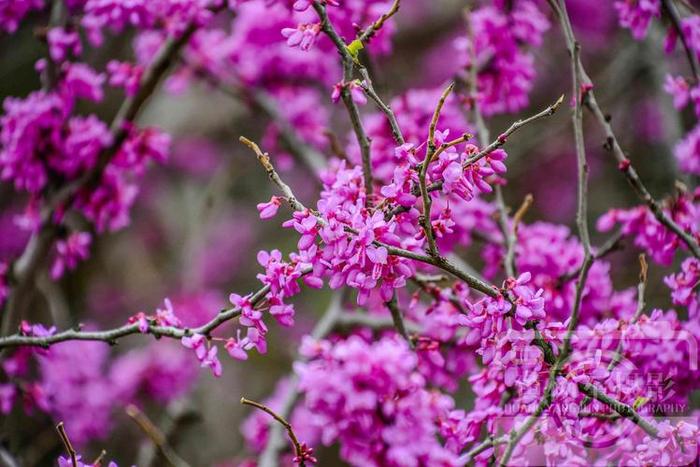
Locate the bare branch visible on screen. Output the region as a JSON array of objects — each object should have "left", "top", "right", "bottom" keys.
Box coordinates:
[
  {"left": 502, "top": 194, "right": 534, "bottom": 277},
  {"left": 358, "top": 0, "right": 400, "bottom": 44},
  {"left": 0, "top": 269, "right": 313, "bottom": 349},
  {"left": 312, "top": 1, "right": 373, "bottom": 198},
  {"left": 126, "top": 405, "right": 191, "bottom": 467},
  {"left": 56, "top": 422, "right": 77, "bottom": 467},
  {"left": 464, "top": 95, "right": 564, "bottom": 168},
  {"left": 358, "top": 66, "right": 405, "bottom": 145},
  {"left": 418, "top": 82, "right": 455, "bottom": 258},
  {"left": 557, "top": 231, "right": 624, "bottom": 285},
  {"left": 499, "top": 3, "right": 593, "bottom": 463},
  {"left": 661, "top": 0, "right": 700, "bottom": 83},
  {"left": 385, "top": 291, "right": 415, "bottom": 348},
  {"left": 241, "top": 397, "right": 309, "bottom": 467},
  {"left": 550, "top": 0, "right": 700, "bottom": 259}
]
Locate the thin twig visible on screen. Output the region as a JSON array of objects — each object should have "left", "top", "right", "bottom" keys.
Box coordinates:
[
  {"left": 418, "top": 82, "right": 455, "bottom": 258},
  {"left": 462, "top": 95, "right": 565, "bottom": 168},
  {"left": 313, "top": 1, "right": 373, "bottom": 198},
  {"left": 464, "top": 32, "right": 515, "bottom": 282},
  {"left": 661, "top": 0, "right": 700, "bottom": 83},
  {"left": 56, "top": 422, "right": 77, "bottom": 467},
  {"left": 259, "top": 293, "right": 340, "bottom": 467},
  {"left": 126, "top": 405, "right": 191, "bottom": 467},
  {"left": 502, "top": 193, "right": 533, "bottom": 278},
  {"left": 557, "top": 231, "right": 623, "bottom": 285},
  {"left": 239, "top": 137, "right": 306, "bottom": 212},
  {"left": 241, "top": 398, "right": 307, "bottom": 467},
  {"left": 385, "top": 291, "right": 415, "bottom": 348},
  {"left": 499, "top": 3, "right": 593, "bottom": 463},
  {"left": 358, "top": 0, "right": 401, "bottom": 44},
  {"left": 0, "top": 268, "right": 313, "bottom": 349},
  {"left": 358, "top": 66, "right": 405, "bottom": 145}
]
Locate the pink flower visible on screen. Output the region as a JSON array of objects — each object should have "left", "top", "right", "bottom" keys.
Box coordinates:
[
  {"left": 128, "top": 312, "right": 150, "bottom": 333},
  {"left": 0, "top": 384, "right": 16, "bottom": 414},
  {"left": 614, "top": 0, "right": 660, "bottom": 40},
  {"left": 47, "top": 27, "right": 82, "bottom": 62},
  {"left": 225, "top": 332, "right": 249, "bottom": 361},
  {"left": 257, "top": 196, "right": 282, "bottom": 219},
  {"left": 181, "top": 334, "right": 207, "bottom": 361},
  {"left": 200, "top": 345, "right": 222, "bottom": 377},
  {"left": 155, "top": 298, "right": 182, "bottom": 328},
  {"left": 50, "top": 231, "right": 92, "bottom": 280},
  {"left": 282, "top": 23, "right": 321, "bottom": 51},
  {"left": 107, "top": 60, "right": 143, "bottom": 96},
  {"left": 664, "top": 74, "right": 690, "bottom": 109},
  {"left": 0, "top": 262, "right": 8, "bottom": 308}
]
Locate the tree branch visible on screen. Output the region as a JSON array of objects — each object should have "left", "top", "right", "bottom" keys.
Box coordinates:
[
  {"left": 418, "top": 82, "right": 455, "bottom": 258},
  {"left": 0, "top": 269, "right": 311, "bottom": 349},
  {"left": 661, "top": 0, "right": 700, "bottom": 83},
  {"left": 56, "top": 422, "right": 77, "bottom": 467},
  {"left": 126, "top": 404, "right": 191, "bottom": 467},
  {"left": 499, "top": 3, "right": 593, "bottom": 463},
  {"left": 385, "top": 291, "right": 414, "bottom": 348},
  {"left": 551, "top": 0, "right": 700, "bottom": 260},
  {"left": 313, "top": 1, "right": 373, "bottom": 198},
  {"left": 241, "top": 397, "right": 309, "bottom": 467}
]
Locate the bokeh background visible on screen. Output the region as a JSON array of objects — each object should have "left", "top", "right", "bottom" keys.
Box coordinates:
[{"left": 0, "top": 0, "right": 697, "bottom": 464}]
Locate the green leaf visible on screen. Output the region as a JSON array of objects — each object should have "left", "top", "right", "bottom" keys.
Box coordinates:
[
  {"left": 632, "top": 396, "right": 649, "bottom": 410},
  {"left": 346, "top": 39, "right": 364, "bottom": 62}
]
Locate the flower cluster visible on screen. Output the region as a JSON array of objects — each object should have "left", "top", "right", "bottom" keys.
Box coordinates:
[
  {"left": 597, "top": 188, "right": 700, "bottom": 265},
  {"left": 456, "top": 1, "right": 550, "bottom": 115},
  {"left": 294, "top": 335, "right": 458, "bottom": 466},
  {"left": 614, "top": 0, "right": 660, "bottom": 39}
]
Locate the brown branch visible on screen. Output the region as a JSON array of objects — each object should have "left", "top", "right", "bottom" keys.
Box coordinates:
[
  {"left": 499, "top": 3, "right": 593, "bottom": 464},
  {"left": 501, "top": 193, "right": 533, "bottom": 277},
  {"left": 313, "top": 1, "right": 373, "bottom": 198},
  {"left": 56, "top": 422, "right": 77, "bottom": 467},
  {"left": 358, "top": 0, "right": 401, "bottom": 44},
  {"left": 552, "top": 0, "right": 700, "bottom": 259},
  {"left": 385, "top": 291, "right": 415, "bottom": 348},
  {"left": 661, "top": 0, "right": 700, "bottom": 83},
  {"left": 258, "top": 293, "right": 340, "bottom": 467},
  {"left": 126, "top": 405, "right": 191, "bottom": 467},
  {"left": 358, "top": 66, "right": 405, "bottom": 145},
  {"left": 557, "top": 231, "right": 623, "bottom": 286},
  {"left": 418, "top": 82, "right": 455, "bottom": 258},
  {"left": 462, "top": 95, "right": 564, "bottom": 168},
  {"left": 241, "top": 397, "right": 308, "bottom": 467}
]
